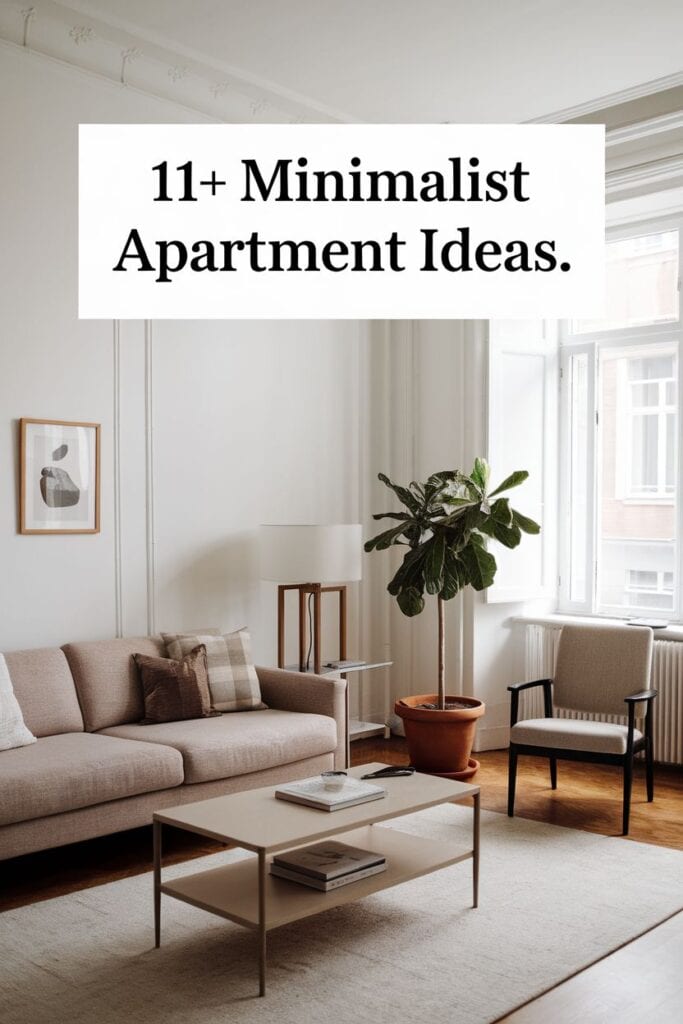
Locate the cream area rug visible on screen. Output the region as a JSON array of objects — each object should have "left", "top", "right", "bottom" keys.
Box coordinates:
[{"left": 2, "top": 807, "right": 682, "bottom": 1024}]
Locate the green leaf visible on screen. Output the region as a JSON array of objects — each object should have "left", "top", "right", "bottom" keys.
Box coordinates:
[
  {"left": 424, "top": 532, "right": 446, "bottom": 595},
  {"left": 478, "top": 521, "right": 522, "bottom": 549},
  {"left": 439, "top": 503, "right": 478, "bottom": 529},
  {"left": 387, "top": 544, "right": 428, "bottom": 595},
  {"left": 371, "top": 511, "right": 413, "bottom": 522},
  {"left": 440, "top": 548, "right": 466, "bottom": 600},
  {"left": 471, "top": 457, "right": 490, "bottom": 492},
  {"left": 489, "top": 498, "right": 513, "bottom": 526},
  {"left": 364, "top": 523, "right": 412, "bottom": 552},
  {"left": 396, "top": 586, "right": 425, "bottom": 617},
  {"left": 441, "top": 495, "right": 475, "bottom": 508},
  {"left": 426, "top": 470, "right": 460, "bottom": 488},
  {"left": 377, "top": 473, "right": 422, "bottom": 515},
  {"left": 460, "top": 539, "right": 497, "bottom": 590},
  {"left": 489, "top": 470, "right": 529, "bottom": 498},
  {"left": 512, "top": 509, "right": 541, "bottom": 534}
]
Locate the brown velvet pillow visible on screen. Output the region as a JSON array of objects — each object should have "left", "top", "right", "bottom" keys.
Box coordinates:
[{"left": 133, "top": 645, "right": 219, "bottom": 725}]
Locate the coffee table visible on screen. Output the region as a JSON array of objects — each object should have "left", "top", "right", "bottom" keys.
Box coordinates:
[{"left": 153, "top": 763, "right": 480, "bottom": 996}]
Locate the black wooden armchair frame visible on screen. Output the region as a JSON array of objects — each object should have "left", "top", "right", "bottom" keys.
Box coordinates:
[{"left": 507, "top": 678, "right": 658, "bottom": 834}]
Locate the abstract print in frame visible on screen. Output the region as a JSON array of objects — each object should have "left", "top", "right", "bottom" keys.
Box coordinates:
[{"left": 20, "top": 419, "right": 100, "bottom": 534}]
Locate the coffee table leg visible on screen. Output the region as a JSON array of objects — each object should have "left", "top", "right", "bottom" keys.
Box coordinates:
[
  {"left": 153, "top": 819, "right": 162, "bottom": 947},
  {"left": 258, "top": 849, "right": 267, "bottom": 996},
  {"left": 472, "top": 790, "right": 480, "bottom": 909}
]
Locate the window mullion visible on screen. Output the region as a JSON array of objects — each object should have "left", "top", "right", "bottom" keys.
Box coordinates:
[{"left": 658, "top": 396, "right": 666, "bottom": 499}]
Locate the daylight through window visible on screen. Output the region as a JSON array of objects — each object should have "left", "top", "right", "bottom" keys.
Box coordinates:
[{"left": 560, "top": 222, "right": 682, "bottom": 620}]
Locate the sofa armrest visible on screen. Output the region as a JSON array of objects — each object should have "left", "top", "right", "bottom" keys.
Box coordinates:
[{"left": 256, "top": 666, "right": 347, "bottom": 769}]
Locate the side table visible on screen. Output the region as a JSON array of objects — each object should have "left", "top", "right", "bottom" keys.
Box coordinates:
[{"left": 284, "top": 659, "right": 392, "bottom": 766}]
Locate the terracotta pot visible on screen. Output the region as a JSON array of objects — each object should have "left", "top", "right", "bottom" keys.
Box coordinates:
[{"left": 395, "top": 694, "right": 486, "bottom": 776}]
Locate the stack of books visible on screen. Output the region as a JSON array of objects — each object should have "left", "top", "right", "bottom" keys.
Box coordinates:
[
  {"left": 270, "top": 840, "right": 387, "bottom": 891},
  {"left": 275, "top": 775, "right": 386, "bottom": 812}
]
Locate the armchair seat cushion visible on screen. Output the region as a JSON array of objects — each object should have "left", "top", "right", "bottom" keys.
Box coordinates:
[
  {"left": 101, "top": 709, "right": 337, "bottom": 784},
  {"left": 0, "top": 733, "right": 184, "bottom": 826},
  {"left": 511, "top": 717, "right": 643, "bottom": 755}
]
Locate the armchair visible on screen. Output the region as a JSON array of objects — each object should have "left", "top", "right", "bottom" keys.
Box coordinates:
[{"left": 507, "top": 624, "right": 656, "bottom": 835}]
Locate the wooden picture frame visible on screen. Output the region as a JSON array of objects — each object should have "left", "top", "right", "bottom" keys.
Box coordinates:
[{"left": 20, "top": 418, "right": 100, "bottom": 534}]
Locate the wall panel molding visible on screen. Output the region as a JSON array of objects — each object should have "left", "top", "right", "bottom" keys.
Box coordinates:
[
  {"left": 144, "top": 320, "right": 156, "bottom": 636},
  {"left": 112, "top": 319, "right": 123, "bottom": 637}
]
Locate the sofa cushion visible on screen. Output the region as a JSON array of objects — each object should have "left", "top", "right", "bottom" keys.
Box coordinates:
[
  {"left": 4, "top": 647, "right": 83, "bottom": 736},
  {"left": 0, "top": 732, "right": 184, "bottom": 827},
  {"left": 135, "top": 646, "right": 218, "bottom": 724},
  {"left": 162, "top": 629, "right": 264, "bottom": 712},
  {"left": 62, "top": 636, "right": 166, "bottom": 731},
  {"left": 511, "top": 717, "right": 643, "bottom": 755},
  {"left": 101, "top": 709, "right": 338, "bottom": 784}
]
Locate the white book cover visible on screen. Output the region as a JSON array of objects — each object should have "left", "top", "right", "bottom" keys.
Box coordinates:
[{"left": 275, "top": 775, "right": 386, "bottom": 811}]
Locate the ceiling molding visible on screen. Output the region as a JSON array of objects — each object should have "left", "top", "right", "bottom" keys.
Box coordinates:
[
  {"left": 0, "top": 0, "right": 345, "bottom": 123},
  {"left": 606, "top": 154, "right": 683, "bottom": 196},
  {"left": 529, "top": 70, "right": 683, "bottom": 125},
  {"left": 606, "top": 110, "right": 683, "bottom": 148},
  {"left": 60, "top": 0, "right": 355, "bottom": 121}
]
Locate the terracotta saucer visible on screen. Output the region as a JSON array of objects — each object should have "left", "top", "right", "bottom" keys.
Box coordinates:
[{"left": 417, "top": 757, "right": 480, "bottom": 781}]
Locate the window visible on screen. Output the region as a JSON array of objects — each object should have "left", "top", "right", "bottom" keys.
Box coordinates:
[
  {"left": 615, "top": 349, "right": 676, "bottom": 501},
  {"left": 560, "top": 221, "right": 682, "bottom": 620},
  {"left": 571, "top": 230, "right": 679, "bottom": 334},
  {"left": 626, "top": 569, "right": 674, "bottom": 611}
]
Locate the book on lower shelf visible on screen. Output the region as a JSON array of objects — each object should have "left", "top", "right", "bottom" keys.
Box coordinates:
[
  {"left": 275, "top": 776, "right": 386, "bottom": 811},
  {"left": 270, "top": 840, "right": 387, "bottom": 891}
]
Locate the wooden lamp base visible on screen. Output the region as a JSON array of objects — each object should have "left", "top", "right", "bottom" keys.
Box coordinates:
[{"left": 277, "top": 583, "right": 347, "bottom": 675}]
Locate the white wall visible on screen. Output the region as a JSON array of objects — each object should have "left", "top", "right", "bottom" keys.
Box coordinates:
[
  {"left": 150, "top": 319, "right": 365, "bottom": 665},
  {"left": 0, "top": 46, "right": 369, "bottom": 688},
  {"left": 0, "top": 44, "right": 197, "bottom": 650}
]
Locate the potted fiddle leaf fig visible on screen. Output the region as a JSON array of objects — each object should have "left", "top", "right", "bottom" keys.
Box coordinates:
[{"left": 365, "top": 459, "right": 539, "bottom": 779}]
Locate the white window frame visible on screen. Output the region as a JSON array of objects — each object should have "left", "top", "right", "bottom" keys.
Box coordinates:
[
  {"left": 558, "top": 214, "right": 683, "bottom": 621},
  {"left": 615, "top": 346, "right": 677, "bottom": 502}
]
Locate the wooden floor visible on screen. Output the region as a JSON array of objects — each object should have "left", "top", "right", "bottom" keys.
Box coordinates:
[
  {"left": 357, "top": 738, "right": 683, "bottom": 850},
  {"left": 497, "top": 909, "right": 683, "bottom": 1024},
  {"left": 2, "top": 739, "right": 682, "bottom": 1022}
]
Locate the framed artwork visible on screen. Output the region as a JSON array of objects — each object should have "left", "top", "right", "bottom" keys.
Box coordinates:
[{"left": 20, "top": 419, "right": 100, "bottom": 534}]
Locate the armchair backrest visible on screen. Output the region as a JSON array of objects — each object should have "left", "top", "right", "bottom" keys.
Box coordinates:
[{"left": 553, "top": 624, "right": 653, "bottom": 717}]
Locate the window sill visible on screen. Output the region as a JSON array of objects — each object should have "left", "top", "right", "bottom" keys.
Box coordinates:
[{"left": 512, "top": 611, "right": 683, "bottom": 642}]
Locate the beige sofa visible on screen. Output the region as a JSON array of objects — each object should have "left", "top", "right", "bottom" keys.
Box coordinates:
[{"left": 0, "top": 636, "right": 346, "bottom": 861}]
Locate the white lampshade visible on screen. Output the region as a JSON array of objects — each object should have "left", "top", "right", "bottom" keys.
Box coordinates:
[{"left": 259, "top": 524, "right": 363, "bottom": 583}]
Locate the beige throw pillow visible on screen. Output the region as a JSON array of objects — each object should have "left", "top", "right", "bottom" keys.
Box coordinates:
[
  {"left": 161, "top": 629, "right": 265, "bottom": 712},
  {"left": 0, "top": 654, "right": 37, "bottom": 751}
]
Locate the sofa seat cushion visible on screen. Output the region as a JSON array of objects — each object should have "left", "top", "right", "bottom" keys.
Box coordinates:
[
  {"left": 511, "top": 717, "right": 643, "bottom": 755},
  {"left": 101, "top": 709, "right": 338, "bottom": 784},
  {"left": 0, "top": 733, "right": 184, "bottom": 827}
]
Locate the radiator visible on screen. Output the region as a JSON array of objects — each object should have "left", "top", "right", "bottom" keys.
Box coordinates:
[{"left": 523, "top": 624, "right": 683, "bottom": 766}]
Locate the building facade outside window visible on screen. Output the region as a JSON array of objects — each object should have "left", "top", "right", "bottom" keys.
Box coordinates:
[{"left": 559, "top": 221, "right": 682, "bottom": 620}]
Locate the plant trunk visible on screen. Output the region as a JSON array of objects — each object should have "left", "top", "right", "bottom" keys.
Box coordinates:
[{"left": 437, "top": 595, "right": 446, "bottom": 710}]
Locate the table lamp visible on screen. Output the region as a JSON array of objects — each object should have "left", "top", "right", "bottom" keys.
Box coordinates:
[{"left": 259, "top": 524, "right": 362, "bottom": 674}]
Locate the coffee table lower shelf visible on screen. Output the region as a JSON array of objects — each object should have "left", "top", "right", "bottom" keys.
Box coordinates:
[{"left": 159, "top": 823, "right": 472, "bottom": 932}]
